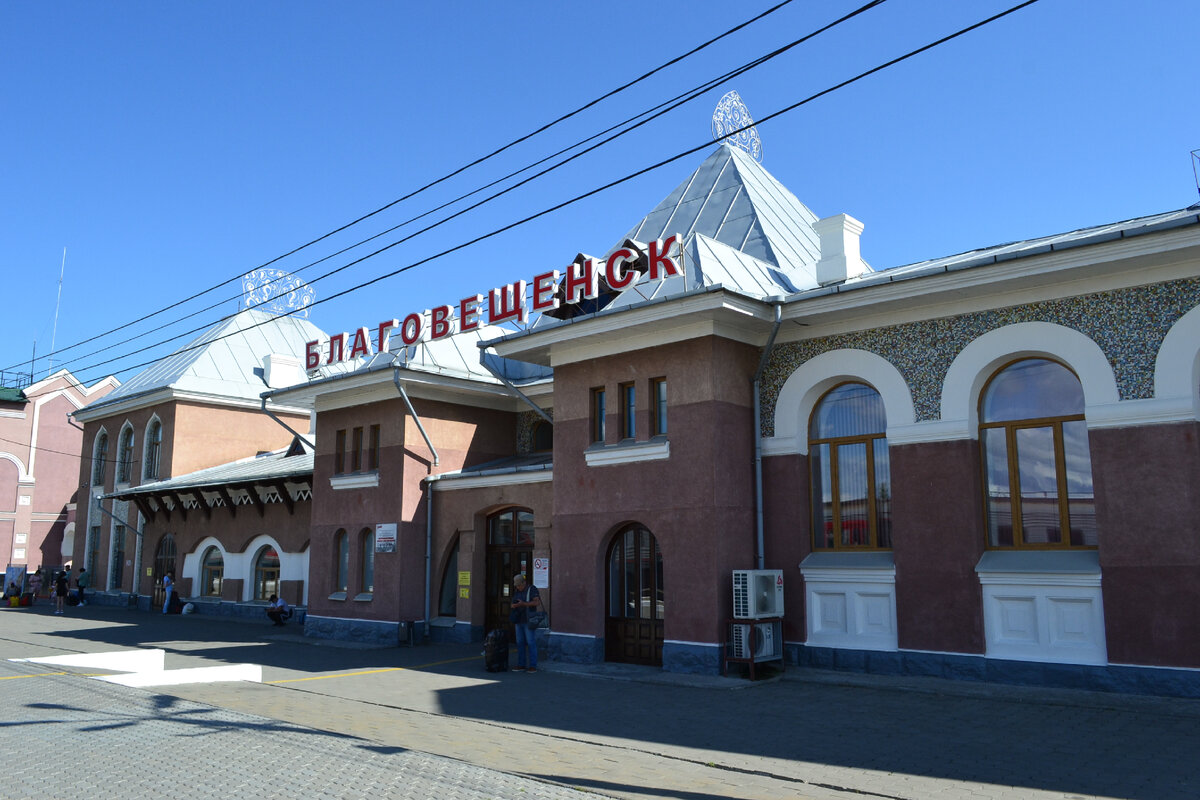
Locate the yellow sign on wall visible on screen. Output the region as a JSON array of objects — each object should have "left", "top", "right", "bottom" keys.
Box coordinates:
[
  {"left": 458, "top": 587, "right": 470, "bottom": 599},
  {"left": 458, "top": 571, "right": 471, "bottom": 586}
]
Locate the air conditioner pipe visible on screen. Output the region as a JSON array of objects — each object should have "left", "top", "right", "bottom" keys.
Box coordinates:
[{"left": 752, "top": 303, "right": 784, "bottom": 570}]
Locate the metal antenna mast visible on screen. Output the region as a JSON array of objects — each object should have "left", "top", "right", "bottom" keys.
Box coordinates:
[{"left": 48, "top": 247, "right": 65, "bottom": 378}]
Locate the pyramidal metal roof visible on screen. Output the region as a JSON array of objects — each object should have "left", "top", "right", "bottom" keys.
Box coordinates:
[
  {"left": 623, "top": 143, "right": 824, "bottom": 290},
  {"left": 88, "top": 309, "right": 329, "bottom": 411}
]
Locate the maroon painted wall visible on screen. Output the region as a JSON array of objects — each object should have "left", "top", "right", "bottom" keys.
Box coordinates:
[
  {"left": 308, "top": 394, "right": 518, "bottom": 624},
  {"left": 889, "top": 439, "right": 986, "bottom": 655},
  {"left": 1091, "top": 422, "right": 1200, "bottom": 668},
  {"left": 551, "top": 336, "right": 760, "bottom": 645},
  {"left": 760, "top": 452, "right": 809, "bottom": 643}
]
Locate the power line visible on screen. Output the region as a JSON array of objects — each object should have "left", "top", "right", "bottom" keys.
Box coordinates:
[
  {"left": 67, "top": 0, "right": 1042, "bottom": 384},
  {"left": 7, "top": 0, "right": 800, "bottom": 375},
  {"left": 49, "top": 0, "right": 891, "bottom": 379}
]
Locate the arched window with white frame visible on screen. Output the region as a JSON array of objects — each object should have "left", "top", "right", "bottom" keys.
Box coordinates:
[
  {"left": 809, "top": 382, "right": 892, "bottom": 550},
  {"left": 979, "top": 358, "right": 1098, "bottom": 549},
  {"left": 92, "top": 430, "right": 109, "bottom": 486}
]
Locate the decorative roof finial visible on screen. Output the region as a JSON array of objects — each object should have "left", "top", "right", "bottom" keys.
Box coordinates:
[
  {"left": 242, "top": 268, "right": 316, "bottom": 318},
  {"left": 711, "top": 90, "right": 762, "bottom": 163}
]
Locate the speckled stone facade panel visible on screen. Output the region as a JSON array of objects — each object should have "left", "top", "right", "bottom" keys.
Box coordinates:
[
  {"left": 760, "top": 279, "right": 1200, "bottom": 435},
  {"left": 516, "top": 410, "right": 540, "bottom": 455}
]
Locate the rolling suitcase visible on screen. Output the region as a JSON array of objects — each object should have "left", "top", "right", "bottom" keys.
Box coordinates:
[{"left": 484, "top": 628, "right": 509, "bottom": 672}]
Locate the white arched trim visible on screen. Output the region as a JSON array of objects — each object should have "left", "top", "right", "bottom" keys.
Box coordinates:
[
  {"left": 245, "top": 534, "right": 308, "bottom": 603},
  {"left": 0, "top": 451, "right": 31, "bottom": 482},
  {"left": 91, "top": 426, "right": 110, "bottom": 487},
  {"left": 1153, "top": 305, "right": 1200, "bottom": 422},
  {"left": 766, "top": 349, "right": 915, "bottom": 456},
  {"left": 941, "top": 322, "right": 1118, "bottom": 437}
]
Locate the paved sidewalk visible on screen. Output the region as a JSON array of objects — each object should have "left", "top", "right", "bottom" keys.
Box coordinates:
[{"left": 3, "top": 604, "right": 1198, "bottom": 800}]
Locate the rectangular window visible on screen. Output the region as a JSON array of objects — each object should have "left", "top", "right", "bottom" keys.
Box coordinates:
[
  {"left": 351, "top": 427, "right": 364, "bottom": 472},
  {"left": 651, "top": 377, "right": 667, "bottom": 436},
  {"left": 619, "top": 382, "right": 636, "bottom": 439},
  {"left": 368, "top": 424, "right": 381, "bottom": 470},
  {"left": 334, "top": 429, "right": 347, "bottom": 475},
  {"left": 591, "top": 387, "right": 606, "bottom": 444}
]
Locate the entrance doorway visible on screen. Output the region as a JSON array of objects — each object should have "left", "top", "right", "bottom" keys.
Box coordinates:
[
  {"left": 151, "top": 533, "right": 176, "bottom": 608},
  {"left": 605, "top": 525, "right": 664, "bottom": 665},
  {"left": 484, "top": 508, "right": 533, "bottom": 635}
]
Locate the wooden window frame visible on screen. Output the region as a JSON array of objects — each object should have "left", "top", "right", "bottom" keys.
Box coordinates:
[
  {"left": 367, "top": 424, "right": 381, "bottom": 471},
  {"left": 978, "top": 358, "right": 1096, "bottom": 551}
]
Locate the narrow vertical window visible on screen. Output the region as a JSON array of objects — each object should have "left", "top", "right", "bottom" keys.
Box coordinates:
[
  {"left": 334, "top": 529, "right": 349, "bottom": 593},
  {"left": 117, "top": 426, "right": 135, "bottom": 483},
  {"left": 110, "top": 524, "right": 126, "bottom": 589},
  {"left": 334, "top": 429, "right": 347, "bottom": 475},
  {"left": 591, "top": 387, "right": 606, "bottom": 443},
  {"left": 351, "top": 426, "right": 364, "bottom": 472},
  {"left": 92, "top": 432, "right": 109, "bottom": 485},
  {"left": 368, "top": 424, "right": 381, "bottom": 470},
  {"left": 619, "top": 382, "right": 636, "bottom": 439},
  {"left": 360, "top": 527, "right": 375, "bottom": 595},
  {"left": 650, "top": 377, "right": 667, "bottom": 436},
  {"left": 144, "top": 420, "right": 162, "bottom": 480}
]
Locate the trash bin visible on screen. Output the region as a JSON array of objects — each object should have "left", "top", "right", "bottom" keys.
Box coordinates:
[{"left": 398, "top": 620, "right": 415, "bottom": 647}]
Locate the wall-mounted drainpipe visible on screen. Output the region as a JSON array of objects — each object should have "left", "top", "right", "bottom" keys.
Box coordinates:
[
  {"left": 752, "top": 304, "right": 784, "bottom": 570},
  {"left": 480, "top": 347, "right": 553, "bottom": 424},
  {"left": 259, "top": 397, "right": 315, "bottom": 449},
  {"left": 394, "top": 367, "right": 439, "bottom": 640}
]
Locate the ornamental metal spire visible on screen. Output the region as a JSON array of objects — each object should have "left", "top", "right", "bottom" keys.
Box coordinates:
[
  {"left": 242, "top": 268, "right": 316, "bottom": 318},
  {"left": 711, "top": 90, "right": 762, "bottom": 163}
]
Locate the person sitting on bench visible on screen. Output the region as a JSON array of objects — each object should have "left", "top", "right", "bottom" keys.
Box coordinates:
[{"left": 266, "top": 594, "right": 292, "bottom": 626}]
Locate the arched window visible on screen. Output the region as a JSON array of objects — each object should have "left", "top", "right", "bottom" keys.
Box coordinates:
[
  {"left": 144, "top": 419, "right": 162, "bottom": 480},
  {"left": 201, "top": 546, "right": 224, "bottom": 597},
  {"left": 117, "top": 425, "right": 135, "bottom": 483},
  {"left": 605, "top": 524, "right": 665, "bottom": 666},
  {"left": 333, "top": 529, "right": 349, "bottom": 593},
  {"left": 92, "top": 431, "right": 108, "bottom": 485},
  {"left": 809, "top": 382, "right": 891, "bottom": 550},
  {"left": 980, "top": 358, "right": 1097, "bottom": 548},
  {"left": 254, "top": 546, "right": 280, "bottom": 600},
  {"left": 488, "top": 509, "right": 534, "bottom": 546},
  {"left": 360, "top": 527, "right": 375, "bottom": 595},
  {"left": 438, "top": 540, "right": 460, "bottom": 617}
]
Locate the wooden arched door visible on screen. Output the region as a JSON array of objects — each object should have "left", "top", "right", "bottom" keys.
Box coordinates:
[{"left": 605, "top": 525, "right": 664, "bottom": 665}]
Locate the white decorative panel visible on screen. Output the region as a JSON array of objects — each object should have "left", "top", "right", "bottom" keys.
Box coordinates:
[
  {"left": 815, "top": 592, "right": 847, "bottom": 635},
  {"left": 977, "top": 552, "right": 1107, "bottom": 666},
  {"left": 801, "top": 553, "right": 898, "bottom": 651},
  {"left": 995, "top": 596, "right": 1039, "bottom": 645}
]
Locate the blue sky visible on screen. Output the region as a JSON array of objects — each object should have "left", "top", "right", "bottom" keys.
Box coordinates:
[{"left": 3, "top": 0, "right": 1197, "bottom": 387}]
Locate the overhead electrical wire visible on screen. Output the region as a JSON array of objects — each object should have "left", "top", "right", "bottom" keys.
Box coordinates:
[
  {"left": 63, "top": 0, "right": 1042, "bottom": 384},
  {"left": 44, "top": 0, "right": 891, "bottom": 378},
  {"left": 7, "top": 0, "right": 801, "bottom": 375}
]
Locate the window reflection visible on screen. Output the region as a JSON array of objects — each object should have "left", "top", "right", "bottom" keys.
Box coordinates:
[
  {"left": 809, "top": 382, "right": 891, "bottom": 550},
  {"left": 980, "top": 359, "right": 1097, "bottom": 549}
]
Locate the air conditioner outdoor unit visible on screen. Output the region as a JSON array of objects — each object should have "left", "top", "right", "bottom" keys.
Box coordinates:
[
  {"left": 732, "top": 569, "right": 784, "bottom": 619},
  {"left": 731, "top": 621, "right": 781, "bottom": 660}
]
